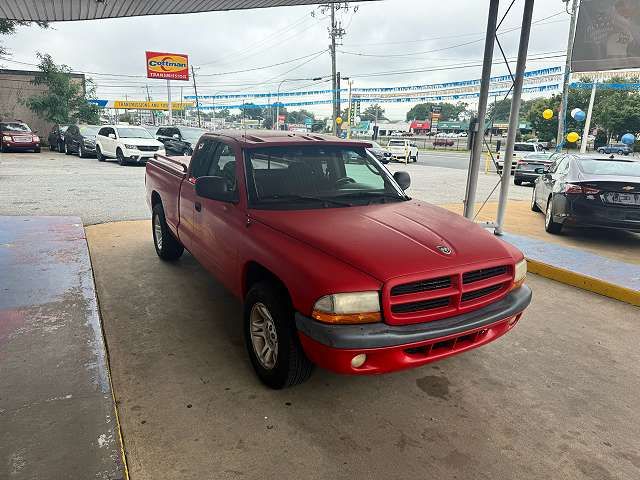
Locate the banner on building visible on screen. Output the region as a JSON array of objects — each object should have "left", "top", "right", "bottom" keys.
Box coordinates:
[
  {"left": 113, "top": 100, "right": 193, "bottom": 110},
  {"left": 571, "top": 0, "right": 640, "bottom": 72},
  {"left": 146, "top": 51, "right": 189, "bottom": 81}
]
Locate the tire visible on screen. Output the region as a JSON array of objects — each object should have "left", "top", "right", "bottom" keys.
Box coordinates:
[
  {"left": 151, "top": 203, "right": 184, "bottom": 261},
  {"left": 514, "top": 179, "right": 522, "bottom": 186},
  {"left": 58, "top": 141, "right": 64, "bottom": 152},
  {"left": 531, "top": 189, "right": 542, "bottom": 212},
  {"left": 96, "top": 145, "right": 105, "bottom": 162},
  {"left": 34, "top": 148, "right": 41, "bottom": 153},
  {"left": 544, "top": 196, "right": 563, "bottom": 234},
  {"left": 78, "top": 144, "right": 86, "bottom": 158},
  {"left": 618, "top": 150, "right": 624, "bottom": 155},
  {"left": 64, "top": 142, "right": 72, "bottom": 155},
  {"left": 49, "top": 142, "right": 57, "bottom": 152},
  {"left": 244, "top": 281, "right": 314, "bottom": 389},
  {"left": 597, "top": 149, "right": 605, "bottom": 154},
  {"left": 116, "top": 148, "right": 127, "bottom": 166}
]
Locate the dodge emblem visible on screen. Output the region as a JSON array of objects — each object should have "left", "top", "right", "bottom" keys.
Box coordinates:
[{"left": 437, "top": 245, "right": 452, "bottom": 255}]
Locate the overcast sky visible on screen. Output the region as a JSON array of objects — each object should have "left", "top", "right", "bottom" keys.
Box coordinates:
[{"left": 3, "top": 0, "right": 570, "bottom": 120}]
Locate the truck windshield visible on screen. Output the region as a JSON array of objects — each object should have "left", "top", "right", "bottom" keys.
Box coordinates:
[{"left": 245, "top": 145, "right": 407, "bottom": 209}]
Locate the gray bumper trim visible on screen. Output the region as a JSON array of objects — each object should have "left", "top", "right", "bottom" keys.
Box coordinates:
[{"left": 295, "top": 285, "right": 532, "bottom": 349}]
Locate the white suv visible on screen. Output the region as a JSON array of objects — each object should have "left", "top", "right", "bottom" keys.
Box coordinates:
[
  {"left": 387, "top": 139, "right": 419, "bottom": 162},
  {"left": 95, "top": 125, "right": 165, "bottom": 165}
]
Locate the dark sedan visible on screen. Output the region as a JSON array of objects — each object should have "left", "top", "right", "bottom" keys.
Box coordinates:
[
  {"left": 532, "top": 155, "right": 640, "bottom": 233},
  {"left": 155, "top": 126, "right": 207, "bottom": 156},
  {"left": 47, "top": 124, "right": 69, "bottom": 152},
  {"left": 64, "top": 124, "right": 100, "bottom": 157}
]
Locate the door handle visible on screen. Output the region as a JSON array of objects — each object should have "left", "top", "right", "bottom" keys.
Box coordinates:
[{"left": 195, "top": 202, "right": 202, "bottom": 212}]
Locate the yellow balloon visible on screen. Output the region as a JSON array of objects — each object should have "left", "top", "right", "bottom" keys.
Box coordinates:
[
  {"left": 336, "top": 116, "right": 343, "bottom": 125},
  {"left": 566, "top": 132, "right": 580, "bottom": 143},
  {"left": 542, "top": 109, "right": 554, "bottom": 120}
]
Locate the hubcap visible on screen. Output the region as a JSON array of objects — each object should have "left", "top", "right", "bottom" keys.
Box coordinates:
[
  {"left": 153, "top": 214, "right": 163, "bottom": 250},
  {"left": 250, "top": 302, "right": 278, "bottom": 370}
]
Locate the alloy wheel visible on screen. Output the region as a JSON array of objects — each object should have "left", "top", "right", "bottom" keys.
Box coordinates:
[
  {"left": 249, "top": 302, "right": 278, "bottom": 370},
  {"left": 153, "top": 213, "right": 163, "bottom": 250}
]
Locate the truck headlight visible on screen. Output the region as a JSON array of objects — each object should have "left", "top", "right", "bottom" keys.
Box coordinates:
[
  {"left": 512, "top": 259, "right": 527, "bottom": 290},
  {"left": 2, "top": 136, "right": 11, "bottom": 141},
  {"left": 124, "top": 144, "right": 137, "bottom": 149},
  {"left": 32, "top": 136, "right": 40, "bottom": 142},
  {"left": 312, "top": 291, "right": 381, "bottom": 324}
]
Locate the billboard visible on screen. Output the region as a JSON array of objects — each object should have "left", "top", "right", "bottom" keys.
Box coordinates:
[
  {"left": 572, "top": 0, "right": 640, "bottom": 72},
  {"left": 113, "top": 100, "right": 193, "bottom": 110},
  {"left": 145, "top": 51, "right": 189, "bottom": 81}
]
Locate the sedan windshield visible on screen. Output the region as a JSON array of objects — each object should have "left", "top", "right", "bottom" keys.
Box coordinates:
[
  {"left": 180, "top": 127, "right": 207, "bottom": 142},
  {"left": 117, "top": 127, "right": 153, "bottom": 139},
  {"left": 245, "top": 145, "right": 407, "bottom": 209},
  {"left": 579, "top": 159, "right": 640, "bottom": 177},
  {"left": 2, "top": 123, "right": 30, "bottom": 132}
]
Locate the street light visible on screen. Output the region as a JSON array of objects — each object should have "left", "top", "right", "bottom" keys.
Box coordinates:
[{"left": 275, "top": 77, "right": 323, "bottom": 130}]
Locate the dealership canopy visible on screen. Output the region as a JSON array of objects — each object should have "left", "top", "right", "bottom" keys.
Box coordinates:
[{"left": 0, "top": 0, "right": 374, "bottom": 21}]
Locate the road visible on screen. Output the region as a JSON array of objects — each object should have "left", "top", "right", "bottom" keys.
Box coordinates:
[
  {"left": 415, "top": 150, "right": 472, "bottom": 170},
  {"left": 0, "top": 151, "right": 530, "bottom": 224}
]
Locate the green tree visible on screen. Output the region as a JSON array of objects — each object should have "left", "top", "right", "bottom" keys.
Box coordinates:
[
  {"left": 23, "top": 53, "right": 99, "bottom": 124},
  {"left": 361, "top": 104, "right": 387, "bottom": 122},
  {"left": 286, "top": 109, "right": 314, "bottom": 124},
  {"left": 238, "top": 103, "right": 264, "bottom": 120},
  {"left": 405, "top": 102, "right": 469, "bottom": 121},
  {"left": 0, "top": 20, "right": 47, "bottom": 57}
]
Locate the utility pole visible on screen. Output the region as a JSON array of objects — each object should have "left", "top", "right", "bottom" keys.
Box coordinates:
[
  {"left": 336, "top": 72, "right": 342, "bottom": 136},
  {"left": 145, "top": 84, "right": 155, "bottom": 126},
  {"left": 556, "top": 0, "right": 579, "bottom": 149},
  {"left": 347, "top": 79, "right": 353, "bottom": 139},
  {"left": 191, "top": 66, "right": 202, "bottom": 128},
  {"left": 330, "top": 4, "right": 338, "bottom": 135}
]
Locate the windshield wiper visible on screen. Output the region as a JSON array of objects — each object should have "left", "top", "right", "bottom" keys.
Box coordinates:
[
  {"left": 334, "top": 191, "right": 409, "bottom": 204},
  {"left": 258, "top": 194, "right": 352, "bottom": 207}
]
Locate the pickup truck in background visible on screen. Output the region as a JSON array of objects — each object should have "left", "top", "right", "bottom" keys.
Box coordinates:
[{"left": 145, "top": 131, "right": 531, "bottom": 389}]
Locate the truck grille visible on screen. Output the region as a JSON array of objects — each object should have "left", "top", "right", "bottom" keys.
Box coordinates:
[{"left": 383, "top": 263, "right": 512, "bottom": 325}]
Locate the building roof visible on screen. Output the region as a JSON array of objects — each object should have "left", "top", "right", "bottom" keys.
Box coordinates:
[{"left": 0, "top": 0, "right": 375, "bottom": 21}]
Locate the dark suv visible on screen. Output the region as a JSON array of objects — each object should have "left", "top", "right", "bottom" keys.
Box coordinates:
[
  {"left": 597, "top": 143, "right": 632, "bottom": 155},
  {"left": 47, "top": 124, "right": 69, "bottom": 152},
  {"left": 155, "top": 126, "right": 207, "bottom": 156},
  {"left": 63, "top": 124, "right": 101, "bottom": 157}
]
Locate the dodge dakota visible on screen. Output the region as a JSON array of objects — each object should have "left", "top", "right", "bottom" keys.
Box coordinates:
[{"left": 145, "top": 131, "right": 532, "bottom": 389}]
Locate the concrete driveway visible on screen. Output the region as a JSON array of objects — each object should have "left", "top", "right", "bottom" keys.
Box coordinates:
[{"left": 86, "top": 220, "right": 640, "bottom": 480}]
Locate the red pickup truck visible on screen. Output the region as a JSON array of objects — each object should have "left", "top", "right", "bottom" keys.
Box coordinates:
[{"left": 145, "top": 131, "right": 531, "bottom": 389}]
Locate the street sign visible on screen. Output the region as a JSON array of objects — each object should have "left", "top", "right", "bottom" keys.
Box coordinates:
[{"left": 145, "top": 51, "right": 189, "bottom": 81}]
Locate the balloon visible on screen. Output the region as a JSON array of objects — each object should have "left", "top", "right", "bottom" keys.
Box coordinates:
[
  {"left": 566, "top": 132, "right": 580, "bottom": 143},
  {"left": 570, "top": 108, "right": 581, "bottom": 119},
  {"left": 336, "top": 116, "right": 343, "bottom": 125},
  {"left": 621, "top": 133, "right": 635, "bottom": 145},
  {"left": 574, "top": 110, "right": 586, "bottom": 122},
  {"left": 542, "top": 109, "right": 554, "bottom": 120}
]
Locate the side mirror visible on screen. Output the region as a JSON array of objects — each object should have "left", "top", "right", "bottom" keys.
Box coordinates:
[
  {"left": 195, "top": 176, "right": 237, "bottom": 203},
  {"left": 535, "top": 167, "right": 548, "bottom": 174},
  {"left": 172, "top": 134, "right": 180, "bottom": 139},
  {"left": 393, "top": 171, "right": 411, "bottom": 191},
  {"left": 108, "top": 133, "right": 116, "bottom": 139}
]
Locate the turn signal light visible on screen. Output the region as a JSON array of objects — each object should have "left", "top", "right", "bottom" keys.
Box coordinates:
[{"left": 312, "top": 310, "right": 381, "bottom": 324}]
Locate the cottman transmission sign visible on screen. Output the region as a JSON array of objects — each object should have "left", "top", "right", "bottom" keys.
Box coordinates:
[{"left": 145, "top": 51, "right": 189, "bottom": 81}]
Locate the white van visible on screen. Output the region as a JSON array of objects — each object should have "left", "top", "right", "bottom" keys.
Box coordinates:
[{"left": 387, "top": 139, "right": 419, "bottom": 162}]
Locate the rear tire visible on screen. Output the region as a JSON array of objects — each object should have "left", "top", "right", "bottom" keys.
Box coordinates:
[
  {"left": 544, "top": 196, "right": 562, "bottom": 234},
  {"left": 151, "top": 203, "right": 184, "bottom": 261},
  {"left": 34, "top": 147, "right": 41, "bottom": 153},
  {"left": 514, "top": 179, "right": 522, "bottom": 186},
  {"left": 597, "top": 148, "right": 605, "bottom": 154},
  {"left": 96, "top": 145, "right": 105, "bottom": 162},
  {"left": 244, "top": 282, "right": 314, "bottom": 389}
]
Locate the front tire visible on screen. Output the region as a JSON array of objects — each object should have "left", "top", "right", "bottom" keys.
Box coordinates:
[
  {"left": 244, "top": 282, "right": 314, "bottom": 389},
  {"left": 116, "top": 148, "right": 127, "bottom": 166},
  {"left": 151, "top": 203, "right": 184, "bottom": 261},
  {"left": 96, "top": 145, "right": 105, "bottom": 162},
  {"left": 78, "top": 144, "right": 86, "bottom": 158},
  {"left": 514, "top": 178, "right": 523, "bottom": 186},
  {"left": 544, "top": 196, "right": 562, "bottom": 234}
]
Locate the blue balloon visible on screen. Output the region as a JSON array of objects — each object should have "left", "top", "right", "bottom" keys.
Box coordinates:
[
  {"left": 621, "top": 133, "right": 635, "bottom": 145},
  {"left": 574, "top": 110, "right": 586, "bottom": 122}
]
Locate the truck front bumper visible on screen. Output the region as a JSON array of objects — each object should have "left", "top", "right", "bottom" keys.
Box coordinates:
[{"left": 295, "top": 285, "right": 532, "bottom": 375}]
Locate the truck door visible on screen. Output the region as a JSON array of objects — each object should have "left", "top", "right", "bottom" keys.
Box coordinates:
[{"left": 190, "top": 140, "right": 245, "bottom": 290}]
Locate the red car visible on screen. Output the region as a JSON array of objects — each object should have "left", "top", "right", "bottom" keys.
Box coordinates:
[
  {"left": 1, "top": 121, "right": 41, "bottom": 153},
  {"left": 433, "top": 138, "right": 454, "bottom": 147},
  {"left": 145, "top": 131, "right": 531, "bottom": 389}
]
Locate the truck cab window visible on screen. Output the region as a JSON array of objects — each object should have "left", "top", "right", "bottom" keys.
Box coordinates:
[{"left": 190, "top": 140, "right": 219, "bottom": 179}]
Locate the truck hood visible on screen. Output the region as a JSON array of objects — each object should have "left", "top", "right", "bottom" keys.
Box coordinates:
[{"left": 250, "top": 200, "right": 515, "bottom": 282}]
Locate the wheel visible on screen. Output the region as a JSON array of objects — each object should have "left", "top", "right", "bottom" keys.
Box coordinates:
[
  {"left": 617, "top": 149, "right": 624, "bottom": 155},
  {"left": 544, "top": 196, "right": 563, "bottom": 234},
  {"left": 64, "top": 142, "right": 72, "bottom": 155},
  {"left": 78, "top": 144, "right": 86, "bottom": 158},
  {"left": 49, "top": 142, "right": 56, "bottom": 152},
  {"left": 597, "top": 149, "right": 605, "bottom": 154},
  {"left": 531, "top": 189, "right": 542, "bottom": 212},
  {"left": 514, "top": 179, "right": 522, "bottom": 186},
  {"left": 96, "top": 145, "right": 105, "bottom": 162},
  {"left": 244, "top": 281, "right": 314, "bottom": 389},
  {"left": 116, "top": 148, "right": 127, "bottom": 166},
  {"left": 34, "top": 148, "right": 41, "bottom": 153},
  {"left": 151, "top": 203, "right": 184, "bottom": 261},
  {"left": 58, "top": 141, "right": 64, "bottom": 152}
]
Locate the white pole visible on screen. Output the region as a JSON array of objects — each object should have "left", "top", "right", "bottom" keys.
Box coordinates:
[
  {"left": 167, "top": 79, "right": 173, "bottom": 125},
  {"left": 580, "top": 82, "right": 597, "bottom": 154}
]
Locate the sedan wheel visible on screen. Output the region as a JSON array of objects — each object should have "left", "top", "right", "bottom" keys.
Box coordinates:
[{"left": 544, "top": 197, "right": 562, "bottom": 234}]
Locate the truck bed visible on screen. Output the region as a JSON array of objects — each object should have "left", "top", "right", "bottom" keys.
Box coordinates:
[{"left": 145, "top": 154, "right": 190, "bottom": 237}]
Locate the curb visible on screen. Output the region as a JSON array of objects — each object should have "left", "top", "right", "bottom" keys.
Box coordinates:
[{"left": 526, "top": 258, "right": 640, "bottom": 307}]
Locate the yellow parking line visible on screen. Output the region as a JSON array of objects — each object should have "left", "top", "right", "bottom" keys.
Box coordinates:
[{"left": 527, "top": 259, "right": 640, "bottom": 307}]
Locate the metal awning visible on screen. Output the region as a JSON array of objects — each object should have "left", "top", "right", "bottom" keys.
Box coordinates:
[{"left": 0, "top": 0, "right": 371, "bottom": 21}]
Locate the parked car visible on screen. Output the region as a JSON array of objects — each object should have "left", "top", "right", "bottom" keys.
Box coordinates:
[
  {"left": 63, "top": 124, "right": 101, "bottom": 158},
  {"left": 366, "top": 141, "right": 391, "bottom": 164},
  {"left": 532, "top": 155, "right": 640, "bottom": 233},
  {"left": 143, "top": 125, "right": 159, "bottom": 137},
  {"left": 145, "top": 131, "right": 531, "bottom": 389},
  {"left": 155, "top": 126, "right": 208, "bottom": 156},
  {"left": 514, "top": 152, "right": 562, "bottom": 186},
  {"left": 387, "top": 138, "right": 419, "bottom": 162},
  {"left": 433, "top": 138, "right": 454, "bottom": 147},
  {"left": 597, "top": 143, "right": 632, "bottom": 155},
  {"left": 496, "top": 142, "right": 545, "bottom": 174},
  {"left": 47, "top": 124, "right": 69, "bottom": 152},
  {"left": 95, "top": 125, "right": 165, "bottom": 165},
  {"left": 0, "top": 121, "right": 40, "bottom": 153}
]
